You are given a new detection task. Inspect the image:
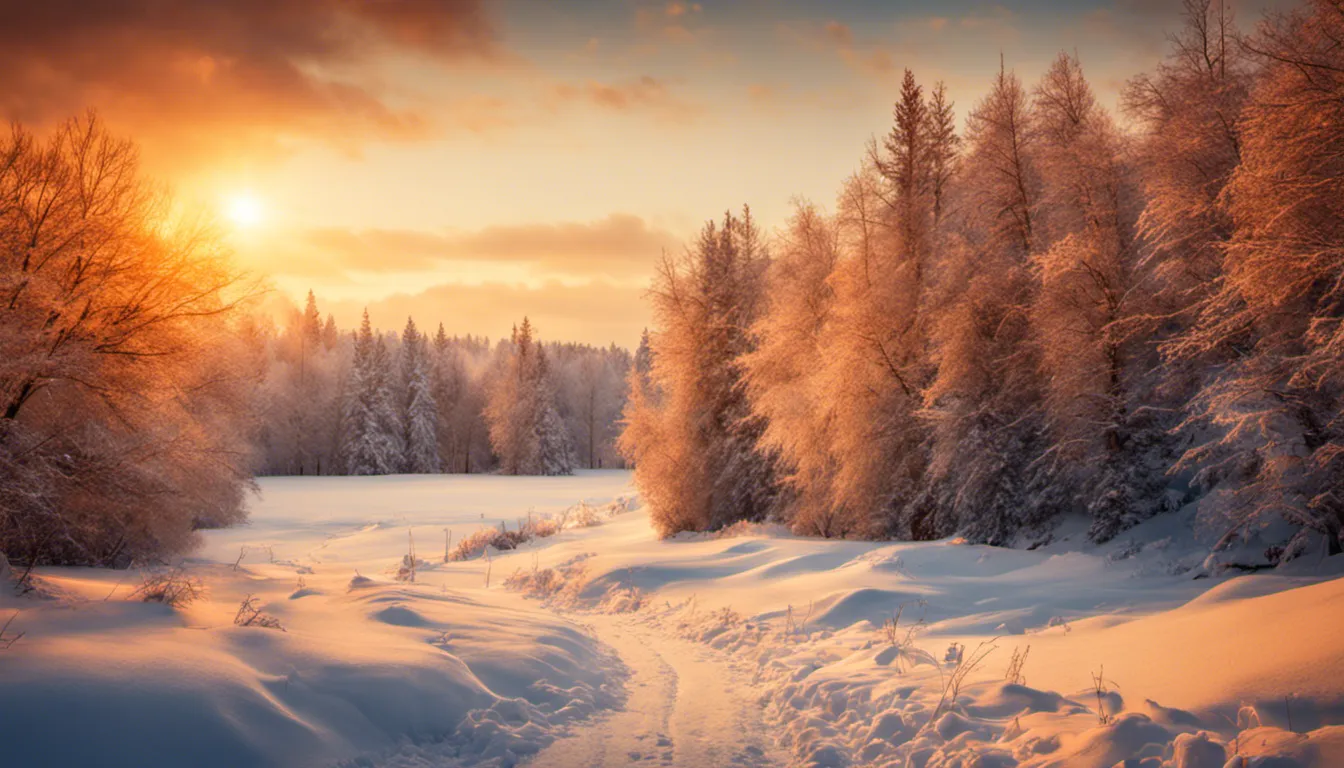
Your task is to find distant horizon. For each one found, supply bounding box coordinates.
[257,287,645,350]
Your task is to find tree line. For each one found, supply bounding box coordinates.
[245,296,630,480]
[621,0,1344,561]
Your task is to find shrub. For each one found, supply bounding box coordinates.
[129,568,203,608]
[449,526,527,561]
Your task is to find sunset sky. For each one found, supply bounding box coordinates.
[1,0,1290,347]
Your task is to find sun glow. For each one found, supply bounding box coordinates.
[224,193,265,229]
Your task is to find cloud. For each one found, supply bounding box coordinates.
[664,2,703,19]
[0,0,502,161]
[270,214,681,280]
[783,21,898,81]
[743,83,866,114]
[547,76,702,123]
[634,0,711,48]
[328,279,651,348]
[747,84,778,106]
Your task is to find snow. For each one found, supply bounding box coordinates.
[3,471,1343,767]
[0,472,631,768]
[501,494,1344,768]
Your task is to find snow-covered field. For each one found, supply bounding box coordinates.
[3,471,1343,768]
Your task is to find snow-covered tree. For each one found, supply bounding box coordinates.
[813,70,944,539]
[341,310,403,475]
[400,318,439,473]
[920,63,1044,544]
[485,318,575,476]
[0,114,255,566]
[742,202,843,535]
[1026,52,1173,542]
[620,208,781,535]
[1170,0,1344,556]
[550,344,630,469]
[926,82,961,226]
[321,314,339,351]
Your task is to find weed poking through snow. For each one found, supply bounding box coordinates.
[234,595,284,631]
[1005,644,1030,685]
[0,610,23,649]
[1091,666,1119,725]
[922,638,998,733]
[129,567,203,608]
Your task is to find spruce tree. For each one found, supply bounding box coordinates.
[403,329,440,473]
[342,311,403,475]
[485,318,575,475]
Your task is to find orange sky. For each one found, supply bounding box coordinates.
[1,0,1293,347]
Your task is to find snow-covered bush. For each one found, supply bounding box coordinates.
[449,527,526,561]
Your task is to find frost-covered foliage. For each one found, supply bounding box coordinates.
[742,204,843,536]
[399,317,439,474]
[0,114,256,567]
[1169,0,1344,556]
[620,207,783,536]
[340,311,404,475]
[485,317,576,476]
[446,498,636,561]
[620,0,1344,557]
[246,306,629,477]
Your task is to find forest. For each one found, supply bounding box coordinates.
[3,0,1343,571]
[621,0,1344,561]
[244,298,630,480]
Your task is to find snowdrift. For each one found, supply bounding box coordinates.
[0,472,634,768]
[505,494,1344,768]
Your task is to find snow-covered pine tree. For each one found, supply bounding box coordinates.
[921,62,1045,544]
[372,335,405,469]
[485,318,574,476]
[633,330,654,390]
[302,291,322,348]
[342,310,403,475]
[321,314,339,351]
[742,202,843,536]
[398,317,421,422]
[813,70,940,539]
[533,346,577,476]
[403,329,440,474]
[619,208,780,535]
[925,81,960,227]
[429,323,457,472]
[395,318,439,473]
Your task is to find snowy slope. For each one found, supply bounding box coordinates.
[503,498,1344,768]
[0,472,633,768]
[2,471,1342,768]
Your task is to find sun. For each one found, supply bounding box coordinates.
[224,193,265,229]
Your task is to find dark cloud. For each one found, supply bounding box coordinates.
[0,0,500,157]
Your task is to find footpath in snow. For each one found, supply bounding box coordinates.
[2,470,1343,768]
[524,610,788,767]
